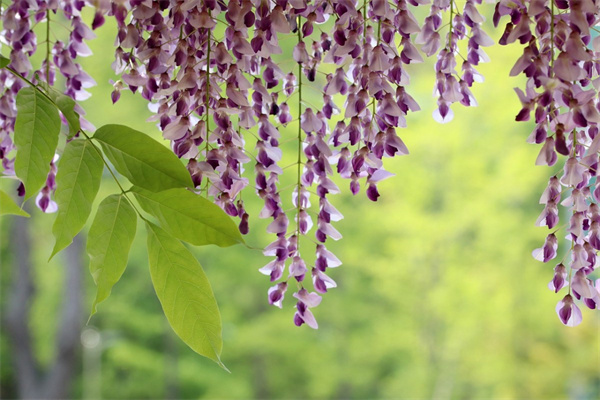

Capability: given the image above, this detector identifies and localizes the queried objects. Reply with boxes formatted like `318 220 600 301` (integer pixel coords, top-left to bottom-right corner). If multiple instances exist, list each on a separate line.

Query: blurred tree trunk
5 209 39 398
164 327 179 400
4 210 84 399
251 354 269 399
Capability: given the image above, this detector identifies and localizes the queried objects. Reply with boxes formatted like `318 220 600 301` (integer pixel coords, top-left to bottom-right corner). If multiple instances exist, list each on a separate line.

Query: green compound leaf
131 186 243 247
14 87 61 200
93 124 192 192
145 221 226 369
0 55 9 69
50 140 104 259
0 190 30 217
87 194 137 318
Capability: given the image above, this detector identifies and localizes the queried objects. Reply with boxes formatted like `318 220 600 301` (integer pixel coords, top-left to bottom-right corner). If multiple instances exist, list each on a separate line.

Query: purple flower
532 234 557 263
289 256 307 282
268 282 287 308
556 295 582 327
293 301 318 329
293 288 322 308
571 270 595 299
548 264 568 293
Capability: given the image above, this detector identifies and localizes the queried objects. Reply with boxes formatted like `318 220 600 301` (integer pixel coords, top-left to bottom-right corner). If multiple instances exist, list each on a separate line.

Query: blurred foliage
1 9 600 400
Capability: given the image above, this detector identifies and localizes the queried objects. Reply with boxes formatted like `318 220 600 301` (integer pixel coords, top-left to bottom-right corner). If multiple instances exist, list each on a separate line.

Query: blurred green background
1 8 600 400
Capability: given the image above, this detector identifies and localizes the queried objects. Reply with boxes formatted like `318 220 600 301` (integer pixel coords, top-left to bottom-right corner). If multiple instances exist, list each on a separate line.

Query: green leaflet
93 124 192 192
50 140 104 259
14 87 61 200
131 187 243 247
87 194 137 318
0 189 30 217
55 93 81 137
0 55 9 69
38 82 81 137
145 221 226 369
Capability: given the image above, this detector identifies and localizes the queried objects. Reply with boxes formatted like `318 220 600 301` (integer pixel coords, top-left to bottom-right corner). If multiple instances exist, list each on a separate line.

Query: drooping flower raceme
423 0 490 123
496 0 600 326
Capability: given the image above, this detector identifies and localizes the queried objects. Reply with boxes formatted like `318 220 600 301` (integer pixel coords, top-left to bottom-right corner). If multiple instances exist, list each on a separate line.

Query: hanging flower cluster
0 0 105 211
1 0 599 328
495 0 600 326
425 0 492 123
